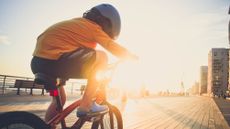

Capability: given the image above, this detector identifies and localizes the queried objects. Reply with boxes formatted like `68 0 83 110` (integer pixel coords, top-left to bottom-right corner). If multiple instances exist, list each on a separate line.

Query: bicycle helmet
83 4 121 39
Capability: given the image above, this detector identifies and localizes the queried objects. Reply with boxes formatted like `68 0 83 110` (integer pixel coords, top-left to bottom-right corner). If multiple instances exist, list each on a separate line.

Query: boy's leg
78 50 108 111
45 86 66 122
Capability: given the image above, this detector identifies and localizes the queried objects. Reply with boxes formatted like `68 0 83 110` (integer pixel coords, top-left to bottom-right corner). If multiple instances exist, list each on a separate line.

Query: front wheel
92 104 123 129
0 111 49 129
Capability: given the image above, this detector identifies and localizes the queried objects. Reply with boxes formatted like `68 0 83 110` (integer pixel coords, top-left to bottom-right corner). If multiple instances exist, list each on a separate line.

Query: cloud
0 35 10 45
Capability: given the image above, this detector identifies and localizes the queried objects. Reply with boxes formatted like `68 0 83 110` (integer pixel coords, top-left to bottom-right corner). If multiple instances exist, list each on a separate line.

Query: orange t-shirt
33 18 128 60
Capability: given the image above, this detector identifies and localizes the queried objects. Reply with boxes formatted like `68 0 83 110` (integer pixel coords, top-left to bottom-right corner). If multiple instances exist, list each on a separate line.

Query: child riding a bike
31 3 137 122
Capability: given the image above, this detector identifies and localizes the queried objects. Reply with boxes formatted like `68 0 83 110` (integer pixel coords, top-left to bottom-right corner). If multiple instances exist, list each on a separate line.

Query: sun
109 61 143 91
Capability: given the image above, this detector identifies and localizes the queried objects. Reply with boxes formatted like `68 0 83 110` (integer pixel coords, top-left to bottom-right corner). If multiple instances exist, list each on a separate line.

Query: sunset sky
0 0 229 92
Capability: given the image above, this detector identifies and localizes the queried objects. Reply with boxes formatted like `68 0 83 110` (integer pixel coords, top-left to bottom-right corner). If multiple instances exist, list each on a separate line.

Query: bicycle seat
34 73 57 90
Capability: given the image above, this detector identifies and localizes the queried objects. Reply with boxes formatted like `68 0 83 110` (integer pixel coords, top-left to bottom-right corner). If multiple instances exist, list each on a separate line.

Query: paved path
0 96 229 129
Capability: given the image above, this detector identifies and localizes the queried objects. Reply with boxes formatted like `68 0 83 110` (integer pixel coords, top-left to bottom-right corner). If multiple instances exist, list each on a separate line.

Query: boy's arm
94 28 137 60
99 40 135 59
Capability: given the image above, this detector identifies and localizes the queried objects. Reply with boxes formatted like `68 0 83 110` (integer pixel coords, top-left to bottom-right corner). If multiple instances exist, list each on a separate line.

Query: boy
31 4 137 122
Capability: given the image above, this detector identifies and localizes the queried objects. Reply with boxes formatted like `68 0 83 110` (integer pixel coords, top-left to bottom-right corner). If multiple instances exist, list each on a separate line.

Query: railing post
41 88 44 95
71 82 74 95
2 76 6 94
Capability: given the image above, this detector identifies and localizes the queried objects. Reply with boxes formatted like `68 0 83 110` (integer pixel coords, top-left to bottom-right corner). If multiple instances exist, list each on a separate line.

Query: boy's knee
95 50 108 64
89 50 108 73
83 50 108 78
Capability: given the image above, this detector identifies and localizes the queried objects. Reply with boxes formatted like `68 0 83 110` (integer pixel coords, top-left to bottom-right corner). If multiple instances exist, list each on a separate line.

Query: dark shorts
31 48 96 79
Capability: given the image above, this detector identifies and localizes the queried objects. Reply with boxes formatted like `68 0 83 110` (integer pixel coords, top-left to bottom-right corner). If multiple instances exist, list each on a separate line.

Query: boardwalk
0 95 229 129
122 97 229 129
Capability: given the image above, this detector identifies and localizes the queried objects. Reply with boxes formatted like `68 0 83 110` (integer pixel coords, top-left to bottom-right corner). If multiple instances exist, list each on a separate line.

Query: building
180 81 185 95
207 48 229 96
199 66 208 95
192 81 199 95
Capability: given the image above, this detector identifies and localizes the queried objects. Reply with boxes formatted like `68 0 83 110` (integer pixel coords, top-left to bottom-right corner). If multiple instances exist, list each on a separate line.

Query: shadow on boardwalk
213 98 230 127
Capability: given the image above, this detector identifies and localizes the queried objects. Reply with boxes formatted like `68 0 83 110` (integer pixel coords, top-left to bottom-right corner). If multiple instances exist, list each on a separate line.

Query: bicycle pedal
87 108 109 117
89 116 101 122
85 110 108 122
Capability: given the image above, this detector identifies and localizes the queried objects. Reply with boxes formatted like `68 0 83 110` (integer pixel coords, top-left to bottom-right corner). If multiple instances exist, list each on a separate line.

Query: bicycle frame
0 60 124 129
46 94 82 128
45 60 122 129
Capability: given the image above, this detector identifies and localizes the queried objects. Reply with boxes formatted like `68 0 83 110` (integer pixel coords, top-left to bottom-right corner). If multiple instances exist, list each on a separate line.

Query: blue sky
0 0 229 91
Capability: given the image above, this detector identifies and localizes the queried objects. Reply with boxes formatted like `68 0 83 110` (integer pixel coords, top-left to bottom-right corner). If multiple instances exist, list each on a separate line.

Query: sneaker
77 102 109 117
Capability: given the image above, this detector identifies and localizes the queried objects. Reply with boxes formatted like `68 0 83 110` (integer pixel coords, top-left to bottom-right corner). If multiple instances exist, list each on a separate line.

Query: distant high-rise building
180 81 185 95
207 48 229 96
199 66 208 95
192 81 199 95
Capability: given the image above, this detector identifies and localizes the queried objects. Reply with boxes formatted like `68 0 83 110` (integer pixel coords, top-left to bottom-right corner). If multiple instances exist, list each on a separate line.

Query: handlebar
107 59 123 70
107 54 139 69
97 57 138 81
96 60 123 81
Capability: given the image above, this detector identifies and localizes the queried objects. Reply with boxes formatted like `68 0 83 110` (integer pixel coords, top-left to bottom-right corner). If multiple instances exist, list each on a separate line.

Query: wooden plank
208 101 215 129
200 100 210 129
154 102 197 129
137 99 184 129
183 103 204 129
174 108 198 129
165 102 200 129
192 103 207 129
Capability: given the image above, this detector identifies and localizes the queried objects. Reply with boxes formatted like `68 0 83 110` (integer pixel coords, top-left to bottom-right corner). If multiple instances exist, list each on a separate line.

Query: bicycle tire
0 111 49 129
92 104 123 129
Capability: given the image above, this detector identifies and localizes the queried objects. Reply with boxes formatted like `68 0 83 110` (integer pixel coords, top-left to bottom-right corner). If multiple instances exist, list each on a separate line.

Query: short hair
83 8 112 38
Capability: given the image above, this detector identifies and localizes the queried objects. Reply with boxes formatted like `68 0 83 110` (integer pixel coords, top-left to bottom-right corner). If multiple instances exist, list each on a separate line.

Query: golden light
109 60 143 91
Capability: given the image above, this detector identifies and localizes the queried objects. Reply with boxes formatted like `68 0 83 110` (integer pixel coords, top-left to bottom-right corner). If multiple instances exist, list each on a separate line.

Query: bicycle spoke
97 111 118 129
100 120 105 129
104 114 110 128
109 111 114 129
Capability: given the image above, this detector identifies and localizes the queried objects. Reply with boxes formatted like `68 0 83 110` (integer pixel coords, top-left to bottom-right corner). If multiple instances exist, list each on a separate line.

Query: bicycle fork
71 115 104 129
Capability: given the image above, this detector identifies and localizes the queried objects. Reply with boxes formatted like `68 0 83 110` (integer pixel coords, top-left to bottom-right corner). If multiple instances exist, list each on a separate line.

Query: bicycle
0 61 123 129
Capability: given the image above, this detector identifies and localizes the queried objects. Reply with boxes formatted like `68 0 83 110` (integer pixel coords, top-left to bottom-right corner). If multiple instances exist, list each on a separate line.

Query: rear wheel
92 104 123 129
0 111 49 129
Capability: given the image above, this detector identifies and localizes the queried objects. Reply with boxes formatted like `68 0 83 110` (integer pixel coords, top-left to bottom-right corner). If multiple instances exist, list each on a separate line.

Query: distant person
80 85 85 95
31 4 137 122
